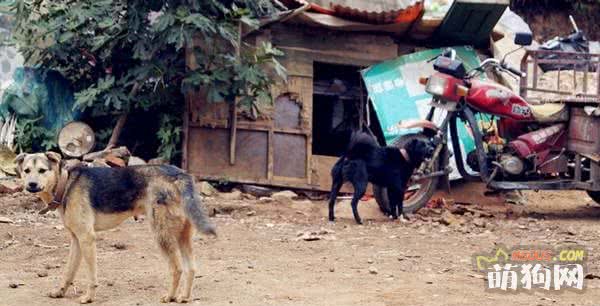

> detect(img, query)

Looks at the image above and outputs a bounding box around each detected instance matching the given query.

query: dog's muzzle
[26,182,42,193]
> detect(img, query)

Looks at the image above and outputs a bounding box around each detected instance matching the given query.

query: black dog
[328,132,435,224]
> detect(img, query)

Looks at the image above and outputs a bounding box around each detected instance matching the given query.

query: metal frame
[519,49,600,104]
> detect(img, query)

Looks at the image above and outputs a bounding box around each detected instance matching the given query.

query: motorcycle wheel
[587,191,600,205]
[373,133,440,215]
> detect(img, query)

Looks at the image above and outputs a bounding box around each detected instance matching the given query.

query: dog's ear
[45,152,62,166]
[14,153,27,177]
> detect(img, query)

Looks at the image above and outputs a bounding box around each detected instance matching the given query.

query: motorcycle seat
[529,103,568,122]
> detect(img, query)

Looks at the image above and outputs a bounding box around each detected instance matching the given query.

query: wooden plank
[188,128,268,181]
[271,23,398,63]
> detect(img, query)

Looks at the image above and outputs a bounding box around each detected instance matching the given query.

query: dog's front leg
[78,232,98,304]
[49,231,81,299]
[388,189,399,220]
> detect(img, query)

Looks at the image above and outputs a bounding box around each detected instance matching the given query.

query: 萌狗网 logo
[473,245,586,291]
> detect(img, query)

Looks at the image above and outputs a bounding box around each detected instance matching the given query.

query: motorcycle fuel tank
[466,80,534,121]
[509,123,567,160]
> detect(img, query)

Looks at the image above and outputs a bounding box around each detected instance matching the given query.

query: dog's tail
[346,131,379,160]
[176,174,217,236]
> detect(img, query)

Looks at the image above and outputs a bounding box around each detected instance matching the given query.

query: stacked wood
[82,146,131,167]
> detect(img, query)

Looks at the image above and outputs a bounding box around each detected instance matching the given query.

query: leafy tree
[2,0,285,161]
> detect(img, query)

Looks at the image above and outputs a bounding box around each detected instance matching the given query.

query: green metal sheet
[437,0,509,47]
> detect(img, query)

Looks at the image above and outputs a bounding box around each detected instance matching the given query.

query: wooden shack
[182,0,509,191]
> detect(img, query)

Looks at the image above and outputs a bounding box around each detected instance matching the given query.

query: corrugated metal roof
[280,0,423,24]
[331,1,422,24]
[313,0,418,13]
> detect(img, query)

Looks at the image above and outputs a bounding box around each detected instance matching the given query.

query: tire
[374,133,440,215]
[587,191,600,205]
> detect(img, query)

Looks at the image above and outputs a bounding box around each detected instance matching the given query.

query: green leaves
[157,113,182,161]
[9,0,287,161]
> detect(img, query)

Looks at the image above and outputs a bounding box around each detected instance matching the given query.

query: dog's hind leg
[328,180,343,222]
[77,230,98,304]
[349,183,367,224]
[176,221,195,303]
[157,235,183,303]
[49,231,81,299]
[348,162,368,224]
[328,160,344,222]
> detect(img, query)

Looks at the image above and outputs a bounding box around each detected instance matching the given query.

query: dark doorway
[312,62,385,156]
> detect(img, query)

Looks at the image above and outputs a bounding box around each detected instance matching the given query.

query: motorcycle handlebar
[501,62,526,78]
[475,59,525,78]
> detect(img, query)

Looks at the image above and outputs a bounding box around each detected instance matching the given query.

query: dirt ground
[2,183,600,306]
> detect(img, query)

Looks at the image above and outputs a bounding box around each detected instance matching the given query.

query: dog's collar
[38,168,69,215]
[399,148,411,163]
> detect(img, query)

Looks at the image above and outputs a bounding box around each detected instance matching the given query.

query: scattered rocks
[258,197,274,204]
[0,179,22,194]
[111,242,127,250]
[367,259,374,264]
[246,211,256,217]
[33,243,57,249]
[44,263,61,270]
[0,216,14,223]
[197,181,218,197]
[242,193,256,200]
[271,190,298,203]
[295,228,336,242]
[472,218,487,228]
[219,189,243,201]
[585,273,600,280]
[329,267,335,272]
[439,211,459,226]
[36,271,48,278]
[241,185,273,198]
[8,282,22,288]
[564,228,577,236]
[368,267,378,275]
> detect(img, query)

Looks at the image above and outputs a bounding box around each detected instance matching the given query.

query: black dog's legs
[328,180,343,222]
[349,164,368,224]
[397,188,405,219]
[350,184,367,224]
[328,160,344,222]
[388,188,399,219]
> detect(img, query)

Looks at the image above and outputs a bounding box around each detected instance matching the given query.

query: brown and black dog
[16,152,216,304]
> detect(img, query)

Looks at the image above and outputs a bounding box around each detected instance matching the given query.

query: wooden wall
[183,23,398,190]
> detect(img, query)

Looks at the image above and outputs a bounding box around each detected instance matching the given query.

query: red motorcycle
[375,32,600,213]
